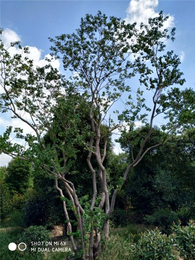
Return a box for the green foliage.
[5,158,32,195]
[0,228,46,260]
[112,208,131,227]
[112,224,148,242]
[100,224,180,260]
[84,205,106,237]
[160,87,195,132]
[22,177,65,227]
[50,11,135,107]
[0,177,13,220]
[177,205,195,225]
[0,161,34,226]
[0,228,24,260]
[102,221,195,260]
[20,225,51,242]
[6,210,23,227]
[19,226,51,254]
[0,166,7,179]
[130,228,179,260]
[118,127,195,231]
[100,232,132,260]
[23,197,51,227]
[0,166,27,224]
[144,208,178,234]
[172,220,195,260]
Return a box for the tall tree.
[119,127,195,230]
[5,157,31,194]
[0,10,191,259]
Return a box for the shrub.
[177,206,195,225]
[19,225,51,248]
[172,220,195,260]
[6,210,23,227]
[144,208,178,233]
[22,198,50,227]
[129,228,179,260]
[22,193,65,227]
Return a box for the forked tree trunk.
[88,217,110,260]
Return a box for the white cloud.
[111,120,143,154]
[0,117,10,129]
[1,28,22,57]
[73,72,80,78]
[25,46,42,63]
[113,141,123,155]
[0,153,12,167]
[1,28,21,48]
[0,114,35,147]
[1,28,60,70]
[134,120,142,128]
[125,0,174,29]
[180,51,185,63]
[37,54,60,69]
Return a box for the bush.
[19,225,51,249]
[144,208,178,233]
[5,210,23,227]
[172,220,195,260]
[129,228,179,260]
[22,198,50,227]
[177,206,195,225]
[22,192,65,227]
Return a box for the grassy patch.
[100,224,148,260]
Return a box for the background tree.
[118,127,195,232]
[5,158,32,195]
[0,166,13,220]
[22,173,65,227]
[0,160,32,225]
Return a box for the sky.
[0,0,195,166]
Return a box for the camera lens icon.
[18,242,27,251]
[8,242,27,251]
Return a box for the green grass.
[99,224,149,260]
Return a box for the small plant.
[172,219,195,260]
[129,228,179,260]
[19,225,50,254]
[19,225,50,242]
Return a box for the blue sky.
[0,0,195,166]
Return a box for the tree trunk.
[88,230,101,260]
[103,218,109,239]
